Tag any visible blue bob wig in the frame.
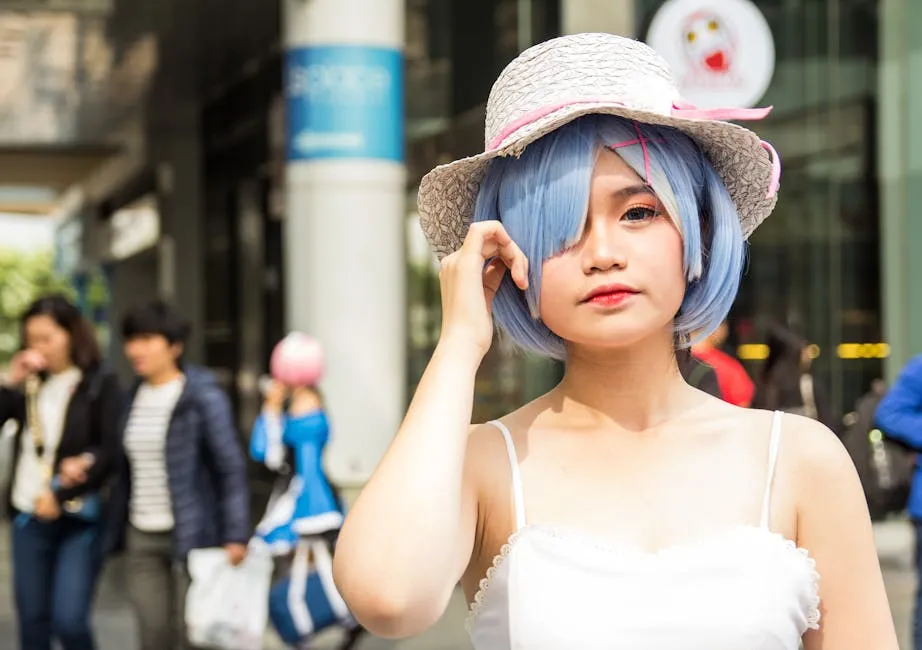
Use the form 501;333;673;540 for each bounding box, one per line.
471;114;746;360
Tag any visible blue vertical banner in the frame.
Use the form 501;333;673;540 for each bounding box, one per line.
285;45;404;162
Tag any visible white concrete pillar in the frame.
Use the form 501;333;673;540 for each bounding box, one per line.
283;0;406;485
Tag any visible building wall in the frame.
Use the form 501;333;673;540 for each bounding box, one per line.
879;0;922;380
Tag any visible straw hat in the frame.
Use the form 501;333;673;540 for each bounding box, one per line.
417;33;780;259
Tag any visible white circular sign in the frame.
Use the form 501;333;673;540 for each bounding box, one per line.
646;0;775;109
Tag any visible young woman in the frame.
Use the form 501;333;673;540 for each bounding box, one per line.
0;294;122;650
333;34;897;649
251;333;365;649
753;324;834;429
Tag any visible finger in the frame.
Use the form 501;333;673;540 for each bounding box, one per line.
464;224;529;290
482;258;508;298
502;242;529;290
461;221;513;255
487;240;528;290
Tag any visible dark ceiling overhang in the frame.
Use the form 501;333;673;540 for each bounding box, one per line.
0;142;119;213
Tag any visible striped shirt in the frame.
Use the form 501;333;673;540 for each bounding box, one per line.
124;376;185;532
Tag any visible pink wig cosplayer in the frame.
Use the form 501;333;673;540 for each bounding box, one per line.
270;332;324;387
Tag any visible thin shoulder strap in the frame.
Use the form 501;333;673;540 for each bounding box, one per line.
759;411;784;530
488;420;527;531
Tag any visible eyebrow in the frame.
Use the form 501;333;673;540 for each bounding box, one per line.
612;184;657;201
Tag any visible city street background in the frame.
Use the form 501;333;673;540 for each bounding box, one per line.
0;518;914;650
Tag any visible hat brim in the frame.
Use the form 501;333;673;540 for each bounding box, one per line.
418;102;777;260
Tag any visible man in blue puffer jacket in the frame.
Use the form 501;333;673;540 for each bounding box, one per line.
876;354;922;650
106;300;250;650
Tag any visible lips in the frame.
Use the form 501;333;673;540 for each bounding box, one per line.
582;284;639;308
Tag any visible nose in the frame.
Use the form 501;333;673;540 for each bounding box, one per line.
581;217;627;274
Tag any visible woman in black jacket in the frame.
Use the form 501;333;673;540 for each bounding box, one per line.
0;294;122;650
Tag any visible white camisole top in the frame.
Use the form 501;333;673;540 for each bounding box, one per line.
468;411;821;649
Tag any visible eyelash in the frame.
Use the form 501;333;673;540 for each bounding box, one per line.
622;205;660;222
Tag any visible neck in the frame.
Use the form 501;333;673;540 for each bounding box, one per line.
552;327;700;431
47;363;76;376
690;340;713;353
146;366;182;386
289;386;321;416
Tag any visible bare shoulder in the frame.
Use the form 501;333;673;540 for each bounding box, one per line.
770;415;898;647
729;407;848;466
466;421;510;465
764;411;868;535
465;399;544;464
463;419;521;500
774;411;855;485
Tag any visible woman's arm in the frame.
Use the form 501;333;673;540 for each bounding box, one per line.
250;411;286;471
333;222;529;639
875;357;922;449
200;384;251;546
54;371;124;500
792;416;899;649
0;350;40;425
333;343;481;638
251;379;289;470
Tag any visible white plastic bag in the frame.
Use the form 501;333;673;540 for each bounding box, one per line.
185;542;274;650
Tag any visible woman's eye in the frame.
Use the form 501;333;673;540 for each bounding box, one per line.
622;206;658;222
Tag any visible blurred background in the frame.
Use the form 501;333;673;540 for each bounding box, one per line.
0;0;918;647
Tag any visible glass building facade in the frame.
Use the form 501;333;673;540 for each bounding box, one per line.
644;0;882;419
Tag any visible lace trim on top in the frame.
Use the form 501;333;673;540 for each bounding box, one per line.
466;529;524;633
465;524;821;633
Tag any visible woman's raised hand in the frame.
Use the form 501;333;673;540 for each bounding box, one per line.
437;221;529;359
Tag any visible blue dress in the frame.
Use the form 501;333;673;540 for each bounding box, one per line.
250;409;344;555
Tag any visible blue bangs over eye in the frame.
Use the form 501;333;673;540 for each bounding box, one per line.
471;114;746;360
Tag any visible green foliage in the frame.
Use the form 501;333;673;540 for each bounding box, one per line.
84;267;110;310
0;249;75;362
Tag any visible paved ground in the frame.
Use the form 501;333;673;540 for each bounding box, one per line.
0;519;914;649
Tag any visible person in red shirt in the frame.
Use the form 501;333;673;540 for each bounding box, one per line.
692;321;755;407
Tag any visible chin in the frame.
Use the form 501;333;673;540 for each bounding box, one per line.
553;319;675;352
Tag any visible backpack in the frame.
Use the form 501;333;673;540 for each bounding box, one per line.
842;386;915;520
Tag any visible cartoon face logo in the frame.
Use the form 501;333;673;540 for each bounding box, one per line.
682;11;735;74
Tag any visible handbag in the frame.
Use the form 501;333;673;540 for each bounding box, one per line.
268;536;355;645
22;373;102;523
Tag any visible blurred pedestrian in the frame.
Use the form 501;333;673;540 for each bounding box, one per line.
875;355;922;649
691;320;754;407
333;33;896;649
251;333;365;650
0;294;122;650
842;378;913;521
677;349;722;399
753;325;834;429
106;300;250;650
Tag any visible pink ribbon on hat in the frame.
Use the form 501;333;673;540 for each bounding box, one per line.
487;97;781;200
671;99;781;199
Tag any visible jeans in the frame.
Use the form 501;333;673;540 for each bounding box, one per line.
125;526;191;650
11;516;102;650
914;519;922;650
